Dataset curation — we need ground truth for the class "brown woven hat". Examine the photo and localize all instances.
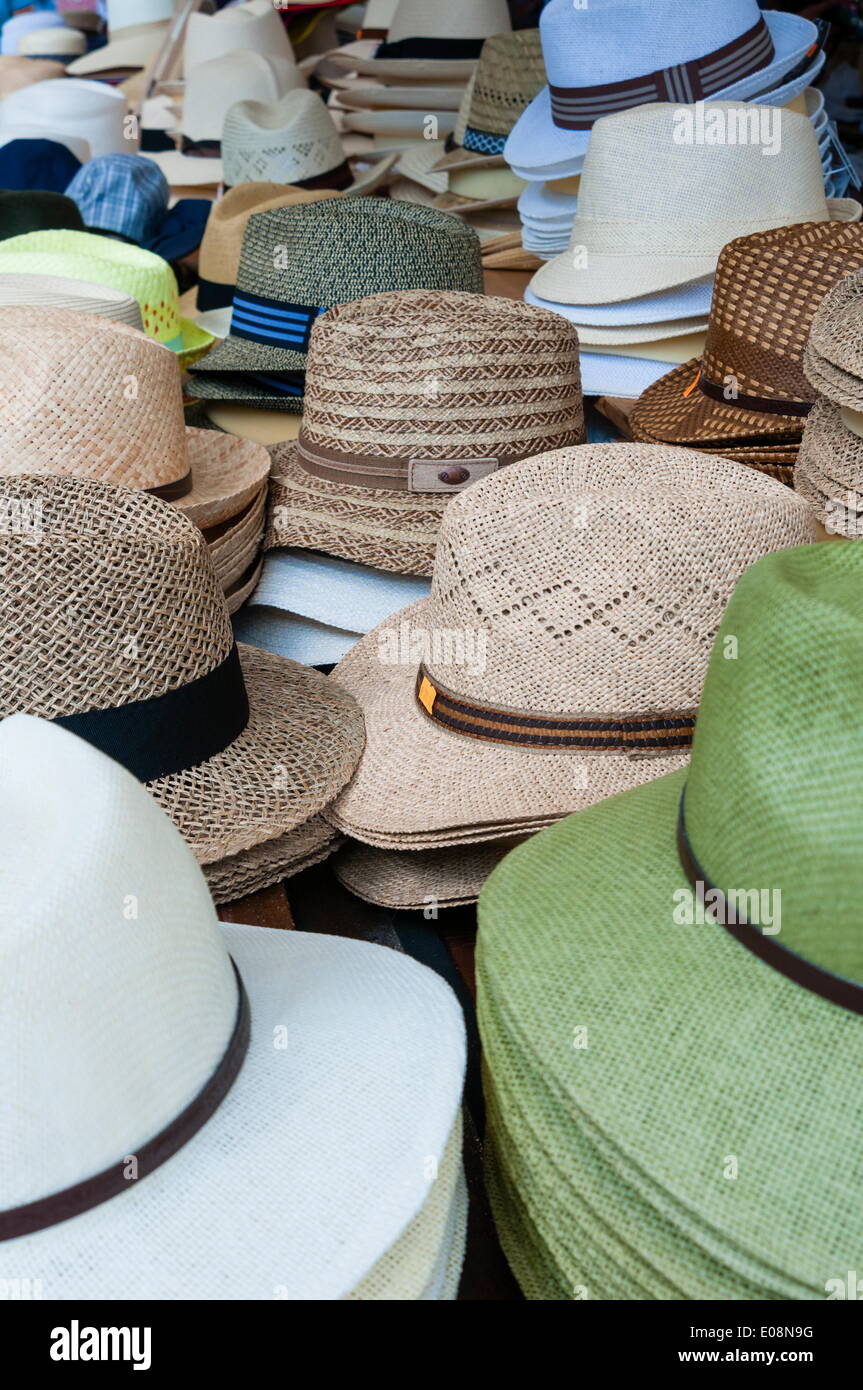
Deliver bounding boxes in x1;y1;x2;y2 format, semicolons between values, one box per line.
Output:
324;444;815;850
0;307;271;530
0;475;365;864
335;836;524;909
205;816;343;904
266;288;585;576
630;223;863;457
432;30;545;175
803;265;863;410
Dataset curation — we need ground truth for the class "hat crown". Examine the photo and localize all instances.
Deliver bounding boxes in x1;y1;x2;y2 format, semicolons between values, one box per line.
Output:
684;544;863;983
424;444;814;715
0;714;237;1209
184;51;302;143
386;0;510;43
185;0;294;70
301;288;584;465
199;184;335;283
0;475;234;721
464;29;545;136
107;0;174;32
222;90;342;185
808;265;863;372
66;153;169;241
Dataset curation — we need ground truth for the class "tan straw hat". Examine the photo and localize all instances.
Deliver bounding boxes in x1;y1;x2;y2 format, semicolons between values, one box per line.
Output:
205;816;343;904
324;444;815;849
335;837;524;909
803;265;863;410
432;30;546;174
795;399;863;536
0;474;365;865
0;55;65;98
530;103;862;307
0;308;271;532
266;288;585;576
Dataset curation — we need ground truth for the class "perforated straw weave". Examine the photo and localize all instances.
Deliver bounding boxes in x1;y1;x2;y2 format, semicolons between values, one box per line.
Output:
204;816;343;904
335;836;524;909
222;90;346;188
796;399;863;515
433;29;546;172
0;476;365;863
804;265;863;409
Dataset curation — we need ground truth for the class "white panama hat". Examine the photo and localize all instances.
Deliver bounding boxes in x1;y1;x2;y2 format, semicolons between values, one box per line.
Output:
0;713;467;1299
17;27;87;63
0;78;129;159
67;0;175;78
183;0;297;75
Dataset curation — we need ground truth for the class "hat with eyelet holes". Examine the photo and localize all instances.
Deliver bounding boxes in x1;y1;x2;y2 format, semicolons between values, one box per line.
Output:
0;474;365;865
265;288;585;576
432;30;547;174
323;443;815;850
187;197;485;411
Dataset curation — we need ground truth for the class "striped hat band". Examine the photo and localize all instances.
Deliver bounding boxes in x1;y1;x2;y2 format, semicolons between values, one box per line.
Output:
229;292;326;351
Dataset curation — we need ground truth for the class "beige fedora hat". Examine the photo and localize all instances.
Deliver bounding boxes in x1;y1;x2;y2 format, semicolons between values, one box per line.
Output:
0;307;271;532
324;444;816;850
267;288;585;576
433;29;546;175
531;103;862;307
0;272;143;329
395;140;526;214
335;837;524;909
205;816;343;904
19;25;86;62
183;0;298;74
323;0;511;82
68;0;174;78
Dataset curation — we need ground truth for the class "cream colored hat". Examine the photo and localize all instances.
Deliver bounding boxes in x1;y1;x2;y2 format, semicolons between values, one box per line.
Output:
323;0;511;82
0;78;130;159
530;102;862;307
0;273;143;330
325;444;816;850
184;0;297;75
17;27;86;62
396;141;526;214
67;0;174;78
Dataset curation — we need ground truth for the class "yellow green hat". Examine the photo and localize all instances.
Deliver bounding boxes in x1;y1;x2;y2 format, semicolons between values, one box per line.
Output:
0;229;213;368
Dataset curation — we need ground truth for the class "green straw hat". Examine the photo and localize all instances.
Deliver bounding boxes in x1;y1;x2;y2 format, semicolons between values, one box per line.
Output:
0;229;213;368
478;542;863;1299
0;190;84;240
186;196;484;411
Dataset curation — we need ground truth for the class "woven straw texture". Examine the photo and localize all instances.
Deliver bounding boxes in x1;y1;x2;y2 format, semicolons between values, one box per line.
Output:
207;489;266;593
0;476;365;863
204;815;343;904
434;29;545;172
190;197;485;385
478;543;863;1298
325;444;814;847
631;223;863;448
335;836;526;909
222;91;344;187
803;265;863;410
266;288;584;574
804;347;863;411
795;400;863;530
0;273;143;329
197;184;337;294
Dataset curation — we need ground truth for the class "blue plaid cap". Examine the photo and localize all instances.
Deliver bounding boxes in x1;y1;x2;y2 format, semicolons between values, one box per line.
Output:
66;154;170;245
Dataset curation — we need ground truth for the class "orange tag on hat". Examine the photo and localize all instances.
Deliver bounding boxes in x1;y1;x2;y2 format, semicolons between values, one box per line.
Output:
682;371;701;398
417;676;437;715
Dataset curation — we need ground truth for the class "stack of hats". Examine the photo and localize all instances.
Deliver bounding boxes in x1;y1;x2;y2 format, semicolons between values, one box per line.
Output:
506;0;831;258
0;309;271;614
0;712;468;1299
324;444;815;911
522;103;861;398
797;266;863;539
477;543;863;1300
0;54;66;100
629;222;863;484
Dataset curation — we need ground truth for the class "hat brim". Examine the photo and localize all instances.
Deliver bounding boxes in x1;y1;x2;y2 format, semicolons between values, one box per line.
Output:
321;39;477;83
199;403;305;447
177;316;216;368
66;27;168;77
139;150;224;187
178;428;271;529
204;814;342;903
336;84;466;112
478;763;863;1294
224;555;263;615
335;836;524;909
803;347;863;410
432;145;507;174
574;318;710;349
631;358;812;445
185;370;305;412
250;544;432;632
0;922;466;1299
326;599;690;846
577;351;686;399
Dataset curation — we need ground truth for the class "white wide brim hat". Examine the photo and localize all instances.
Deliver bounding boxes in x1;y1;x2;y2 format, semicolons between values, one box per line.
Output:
579;348;698;399
252;548;432;634
0;78;128;159
320;37;478;83
67;23;170;77
234;606;363;668
524;280;714;331
506;12;824;176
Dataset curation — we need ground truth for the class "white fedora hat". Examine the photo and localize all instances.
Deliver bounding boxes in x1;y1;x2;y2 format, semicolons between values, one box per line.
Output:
323;0;511;82
67;0;175;78
0;712;467;1299
506;0;822;176
524;279;714;327
234;607;364;668
529;103;861;307
1;10;66;57
17;27;86;63
184;0;297;75
0;78;129;159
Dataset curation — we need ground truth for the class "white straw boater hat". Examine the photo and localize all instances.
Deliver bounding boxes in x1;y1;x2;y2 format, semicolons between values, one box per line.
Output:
0;712;467;1299
0;78;129;160
506;0;823;178
67;0;175;78
528;103;861;307
321;0;511;83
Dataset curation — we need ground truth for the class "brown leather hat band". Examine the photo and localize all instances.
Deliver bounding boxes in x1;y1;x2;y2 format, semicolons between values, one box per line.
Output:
296;433;500;493
146;468;194;502
698;372;812;418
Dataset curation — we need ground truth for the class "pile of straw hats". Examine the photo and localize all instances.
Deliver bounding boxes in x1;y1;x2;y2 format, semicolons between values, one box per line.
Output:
0;714;467;1298
477;543;863;1298
323;443;814;905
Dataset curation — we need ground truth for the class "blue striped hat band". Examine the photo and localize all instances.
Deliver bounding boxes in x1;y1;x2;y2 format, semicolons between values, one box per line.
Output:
229;291;326;351
462;127;507;157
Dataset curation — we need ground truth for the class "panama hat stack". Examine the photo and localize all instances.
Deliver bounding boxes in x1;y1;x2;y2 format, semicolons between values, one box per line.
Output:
523;103;861;399
0;470;367;897
795;268;863;539
325;444;815;910
187;198;484;411
478;542;863;1300
0;308;272;612
629;223;863;484
0;712;468;1298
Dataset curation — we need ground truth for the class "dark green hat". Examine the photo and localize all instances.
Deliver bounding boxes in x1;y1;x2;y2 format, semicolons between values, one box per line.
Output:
0;190;85;241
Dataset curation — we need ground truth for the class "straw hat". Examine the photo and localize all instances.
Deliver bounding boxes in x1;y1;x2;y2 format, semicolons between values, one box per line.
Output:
0;713;466;1299
433;30;546;174
0;474;365;865
0;10;66;56
325;444;815;850
0;229;214;367
335;837;523;910
804;266;863;410
18;26;86;63
266;289;585;575
0;190;84;240
0;308;270;534
221;89;394;194
395;141;526;215
795;400;863;535
630;223;863;462
322;0;511;82
205;815;343;904
0;77;130;159
194;184;338;338
204;484;267;591
183;0;298;75
529;104;861;307
0;55;64;97
478;541;863;1299
0;273;143;328
506;0;822;178
67;0;174;78
187;197;484;409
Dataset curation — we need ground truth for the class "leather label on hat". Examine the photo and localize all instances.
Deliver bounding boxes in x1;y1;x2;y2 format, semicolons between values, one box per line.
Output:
408;458;499;494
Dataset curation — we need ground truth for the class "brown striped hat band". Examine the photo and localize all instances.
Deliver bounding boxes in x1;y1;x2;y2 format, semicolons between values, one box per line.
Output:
415;666;696;753
296;431;501;493
549;17;774;130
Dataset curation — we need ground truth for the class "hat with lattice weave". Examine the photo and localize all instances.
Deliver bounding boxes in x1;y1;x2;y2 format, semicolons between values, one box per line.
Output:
630;223;863;459
324;443;815;849
432;30;546;174
804;266;863;411
0;474;365;866
266;288;585;575
478;541;863;1299
335;836;523;910
187;197;484;410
